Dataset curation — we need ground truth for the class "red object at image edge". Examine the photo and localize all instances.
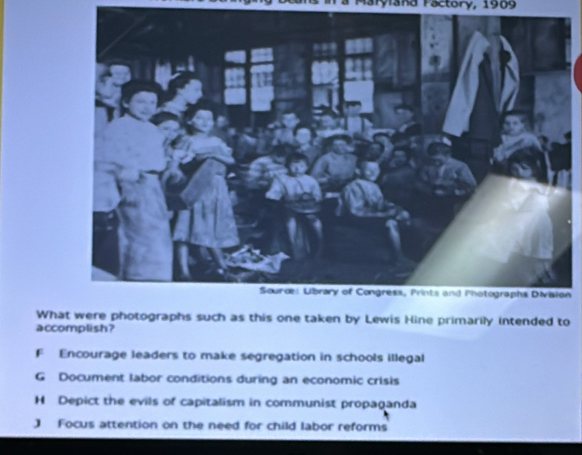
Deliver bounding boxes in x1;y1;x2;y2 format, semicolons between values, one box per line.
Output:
574;54;582;93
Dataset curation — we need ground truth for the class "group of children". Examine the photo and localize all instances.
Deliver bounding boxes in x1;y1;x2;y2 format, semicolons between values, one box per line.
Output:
93;65;571;284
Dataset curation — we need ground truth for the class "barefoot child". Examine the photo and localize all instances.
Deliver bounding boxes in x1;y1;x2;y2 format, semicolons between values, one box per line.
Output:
173;102;239;279
338;159;411;265
266;153;323;259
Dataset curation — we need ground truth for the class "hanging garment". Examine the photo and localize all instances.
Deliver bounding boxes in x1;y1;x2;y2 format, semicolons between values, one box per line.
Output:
463;55;499;182
467;53;501;145
442;31;520;138
500;36;520;113
442;31;491;138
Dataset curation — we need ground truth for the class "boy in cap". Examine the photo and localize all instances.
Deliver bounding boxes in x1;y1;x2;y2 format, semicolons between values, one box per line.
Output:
342;100;373;140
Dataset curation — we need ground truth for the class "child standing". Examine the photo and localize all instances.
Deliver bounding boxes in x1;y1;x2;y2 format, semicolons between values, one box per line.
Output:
266;153;323;259
277;111;301;146
310;133;357;252
150;112;189;212
98;80;172;281
173;102;239;279
342;100;373;140
150;112;182;160
294;124;321;167
315;109;345;143
381;147;417;210
473;151;555;285
338;160;411;265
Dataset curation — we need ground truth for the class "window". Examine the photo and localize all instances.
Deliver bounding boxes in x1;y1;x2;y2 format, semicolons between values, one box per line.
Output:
154;57;195;90
224;47;274;112
250;48;274;112
311;42;340;114
224;51;247;105
344;38;374;113
311;37;374;115
251;47;273;63
225;50;246;64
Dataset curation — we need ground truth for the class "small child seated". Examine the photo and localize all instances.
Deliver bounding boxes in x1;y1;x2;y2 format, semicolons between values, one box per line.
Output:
416;142;477;197
246;144;289;190
310;133;358;192
266;153;323;259
381;147;417;209
337;159;411;265
493;111;542;165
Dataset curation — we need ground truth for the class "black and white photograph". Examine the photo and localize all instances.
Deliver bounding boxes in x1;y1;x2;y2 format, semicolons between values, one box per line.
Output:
92;7;573;287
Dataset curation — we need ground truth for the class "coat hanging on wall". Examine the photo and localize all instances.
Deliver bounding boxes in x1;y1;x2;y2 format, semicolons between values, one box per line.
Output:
442;31;520;139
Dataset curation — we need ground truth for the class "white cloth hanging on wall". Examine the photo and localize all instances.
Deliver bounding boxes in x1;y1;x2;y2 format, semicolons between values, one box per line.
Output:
442;31;490;137
442;31;521;138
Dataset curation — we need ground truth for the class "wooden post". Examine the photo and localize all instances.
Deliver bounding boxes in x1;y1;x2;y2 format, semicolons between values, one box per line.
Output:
273;43;310;122
420;15;454;139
